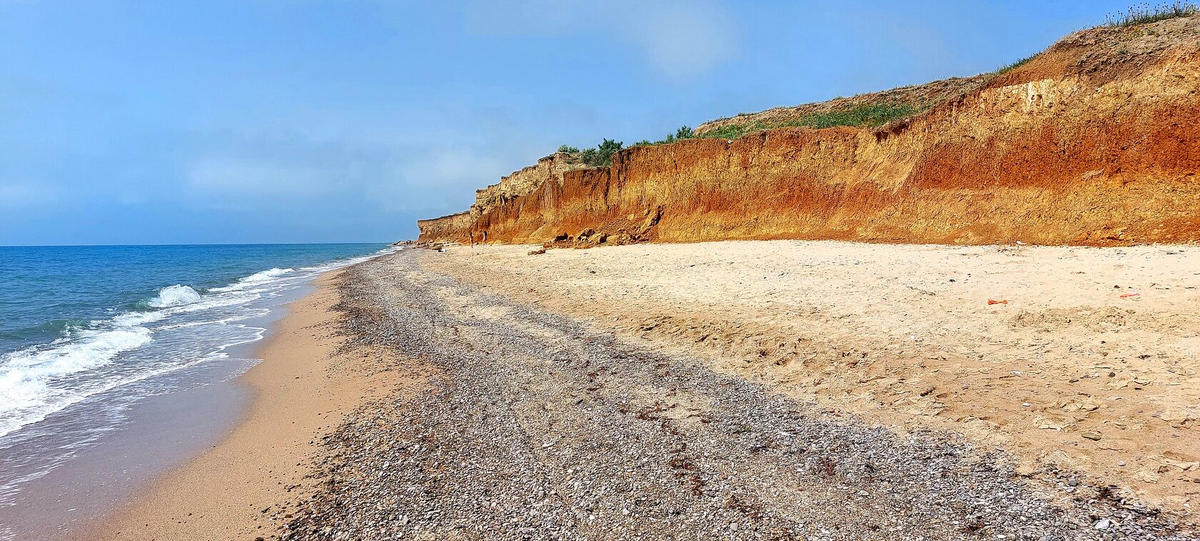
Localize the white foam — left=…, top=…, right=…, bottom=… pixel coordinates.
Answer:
left=211, top=268, right=294, bottom=293
left=170, top=291, right=261, bottom=314
left=0, top=325, right=153, bottom=437
left=0, top=251, right=395, bottom=441
left=147, top=285, right=202, bottom=308
left=242, top=267, right=292, bottom=282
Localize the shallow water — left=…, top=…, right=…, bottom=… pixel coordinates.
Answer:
left=0, top=243, right=394, bottom=539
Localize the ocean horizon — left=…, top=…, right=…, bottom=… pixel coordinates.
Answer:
left=0, top=242, right=393, bottom=537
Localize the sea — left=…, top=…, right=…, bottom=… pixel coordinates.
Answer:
left=0, top=243, right=394, bottom=539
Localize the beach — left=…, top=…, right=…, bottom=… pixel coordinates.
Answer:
left=94, top=271, right=415, bottom=540
left=92, top=243, right=1199, bottom=539
left=424, top=241, right=1200, bottom=517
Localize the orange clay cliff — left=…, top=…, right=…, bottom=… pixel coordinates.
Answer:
left=419, top=15, right=1200, bottom=247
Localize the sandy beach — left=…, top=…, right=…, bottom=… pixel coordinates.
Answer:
left=86, top=243, right=1199, bottom=539
left=93, top=271, right=416, bottom=540
left=425, top=241, right=1200, bottom=518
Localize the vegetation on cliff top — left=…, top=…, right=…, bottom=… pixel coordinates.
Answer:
left=1106, top=2, right=1197, bottom=26
left=558, top=99, right=920, bottom=168
left=993, top=55, right=1036, bottom=75
left=551, top=4, right=1199, bottom=168
left=694, top=102, right=923, bottom=140
left=559, top=138, right=624, bottom=167
left=560, top=101, right=921, bottom=167
left=633, top=126, right=695, bottom=147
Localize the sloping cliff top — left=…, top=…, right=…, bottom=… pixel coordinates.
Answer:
left=693, top=75, right=989, bottom=138
left=697, top=12, right=1200, bottom=139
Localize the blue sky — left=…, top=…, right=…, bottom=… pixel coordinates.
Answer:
left=0, top=0, right=1132, bottom=245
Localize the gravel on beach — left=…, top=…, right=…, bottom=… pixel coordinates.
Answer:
left=282, top=250, right=1194, bottom=540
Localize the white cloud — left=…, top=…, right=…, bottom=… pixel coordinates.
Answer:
left=369, top=147, right=507, bottom=211
left=464, top=0, right=739, bottom=79
left=184, top=135, right=513, bottom=215
left=187, top=158, right=336, bottom=198
left=0, top=182, right=61, bottom=209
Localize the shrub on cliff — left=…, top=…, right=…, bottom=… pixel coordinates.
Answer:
left=580, top=138, right=623, bottom=167
left=557, top=140, right=624, bottom=167
left=667, top=126, right=694, bottom=142
left=632, top=126, right=696, bottom=147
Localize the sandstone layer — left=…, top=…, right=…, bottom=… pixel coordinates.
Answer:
left=418, top=16, right=1200, bottom=246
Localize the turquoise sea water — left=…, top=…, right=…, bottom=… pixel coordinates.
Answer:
left=0, top=243, right=391, bottom=523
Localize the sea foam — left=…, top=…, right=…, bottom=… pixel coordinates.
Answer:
left=211, top=268, right=293, bottom=293
left=0, top=324, right=153, bottom=437
left=148, top=285, right=202, bottom=308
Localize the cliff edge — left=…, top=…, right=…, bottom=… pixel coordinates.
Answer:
left=419, top=14, right=1200, bottom=246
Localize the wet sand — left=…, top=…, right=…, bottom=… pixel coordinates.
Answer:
left=92, top=271, right=409, bottom=540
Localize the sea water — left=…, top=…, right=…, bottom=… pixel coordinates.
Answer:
left=0, top=243, right=392, bottom=538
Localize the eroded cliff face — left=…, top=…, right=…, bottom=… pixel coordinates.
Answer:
left=416, top=212, right=471, bottom=244
left=470, top=153, right=589, bottom=220
left=418, top=16, right=1200, bottom=246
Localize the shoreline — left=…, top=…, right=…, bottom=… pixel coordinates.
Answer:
left=91, top=269, right=405, bottom=539
left=63, top=240, right=1198, bottom=538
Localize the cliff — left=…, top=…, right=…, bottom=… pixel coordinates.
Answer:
left=416, top=212, right=471, bottom=244
left=419, top=15, right=1200, bottom=246
left=470, top=153, right=590, bottom=220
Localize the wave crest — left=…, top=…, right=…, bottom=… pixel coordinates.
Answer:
left=148, top=285, right=202, bottom=308
left=210, top=268, right=294, bottom=293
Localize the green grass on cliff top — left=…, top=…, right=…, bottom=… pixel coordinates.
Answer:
left=694, top=101, right=924, bottom=141
left=559, top=102, right=922, bottom=167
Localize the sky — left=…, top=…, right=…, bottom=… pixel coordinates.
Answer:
left=0, top=0, right=1137, bottom=245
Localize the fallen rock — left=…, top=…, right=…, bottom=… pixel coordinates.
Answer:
left=1033, top=415, right=1074, bottom=430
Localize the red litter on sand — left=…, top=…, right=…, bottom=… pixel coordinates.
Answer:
left=1120, top=291, right=1140, bottom=298
left=988, top=299, right=1009, bottom=305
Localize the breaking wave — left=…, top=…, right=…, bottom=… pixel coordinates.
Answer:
left=147, top=285, right=203, bottom=308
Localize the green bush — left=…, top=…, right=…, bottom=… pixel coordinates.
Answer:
left=631, top=125, right=697, bottom=147
left=672, top=125, right=694, bottom=141
left=569, top=138, right=623, bottom=167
